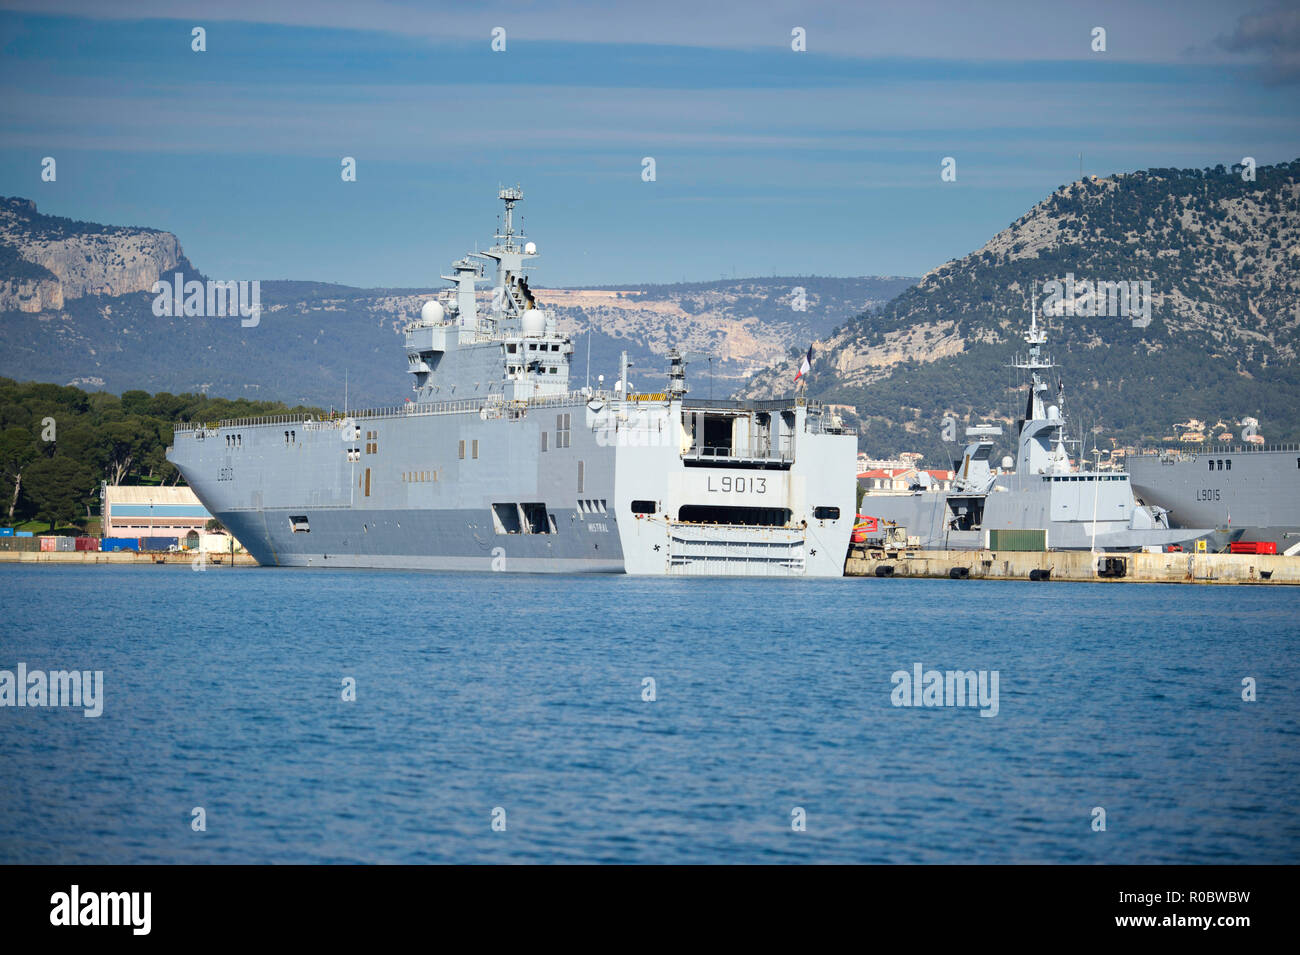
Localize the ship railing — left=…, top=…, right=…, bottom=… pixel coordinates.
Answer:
left=682, top=445, right=795, bottom=464
left=515, top=390, right=616, bottom=410
left=171, top=390, right=618, bottom=433
left=1133, top=442, right=1300, bottom=458
left=682, top=398, right=808, bottom=412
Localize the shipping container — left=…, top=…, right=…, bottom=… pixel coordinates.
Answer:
left=0, top=536, right=41, bottom=551
left=15, top=530, right=33, bottom=537
left=56, top=536, right=75, bottom=552
left=100, top=537, right=140, bottom=552
left=140, top=536, right=179, bottom=552
left=988, top=528, right=1047, bottom=552
left=1230, top=541, right=1278, bottom=555
left=74, top=537, right=99, bottom=551
left=199, top=533, right=238, bottom=553
left=39, top=536, right=58, bottom=552
left=0, top=527, right=12, bottom=536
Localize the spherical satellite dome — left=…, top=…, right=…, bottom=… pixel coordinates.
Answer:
left=521, top=309, right=545, bottom=337
left=1001, top=456, right=1014, bottom=469
left=420, top=300, right=444, bottom=324
left=524, top=241, right=537, bottom=255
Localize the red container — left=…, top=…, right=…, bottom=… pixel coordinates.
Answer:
left=1230, top=541, right=1278, bottom=555
left=75, top=537, right=99, bottom=551
left=39, top=536, right=57, bottom=552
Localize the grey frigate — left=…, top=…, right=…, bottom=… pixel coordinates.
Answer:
left=861, top=306, right=1230, bottom=552
left=167, top=187, right=856, bottom=575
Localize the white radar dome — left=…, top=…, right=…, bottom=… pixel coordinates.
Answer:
left=420, top=300, right=444, bottom=323
left=521, top=309, right=545, bottom=337
left=524, top=241, right=537, bottom=255
left=1001, top=456, right=1014, bottom=469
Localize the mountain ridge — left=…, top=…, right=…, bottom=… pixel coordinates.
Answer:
left=0, top=197, right=911, bottom=407
left=743, top=158, right=1300, bottom=456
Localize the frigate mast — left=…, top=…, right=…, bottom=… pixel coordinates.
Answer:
left=1008, top=286, right=1074, bottom=474
left=1011, top=288, right=1054, bottom=420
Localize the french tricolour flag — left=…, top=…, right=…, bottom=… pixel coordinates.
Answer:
left=794, top=345, right=813, bottom=384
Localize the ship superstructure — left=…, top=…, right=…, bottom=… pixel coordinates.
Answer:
left=861, top=304, right=1225, bottom=552
left=167, top=188, right=856, bottom=575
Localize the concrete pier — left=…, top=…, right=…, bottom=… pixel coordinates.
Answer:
left=844, top=548, right=1300, bottom=585
left=0, top=550, right=258, bottom=566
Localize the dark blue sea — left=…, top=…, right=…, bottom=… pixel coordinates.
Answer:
left=1, top=564, right=1297, bottom=864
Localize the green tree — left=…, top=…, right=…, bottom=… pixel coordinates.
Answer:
left=21, top=456, right=95, bottom=529
left=0, top=426, right=38, bottom=524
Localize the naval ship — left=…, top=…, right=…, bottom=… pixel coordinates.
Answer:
left=167, top=188, right=856, bottom=575
left=1127, top=445, right=1300, bottom=553
left=861, top=308, right=1225, bottom=552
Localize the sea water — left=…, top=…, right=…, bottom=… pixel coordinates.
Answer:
left=1, top=565, right=1296, bottom=863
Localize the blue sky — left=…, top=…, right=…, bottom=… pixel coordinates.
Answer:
left=1, top=0, right=1298, bottom=287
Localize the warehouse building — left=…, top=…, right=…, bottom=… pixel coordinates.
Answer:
left=101, top=485, right=242, bottom=552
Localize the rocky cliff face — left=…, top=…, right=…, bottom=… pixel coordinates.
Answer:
left=740, top=158, right=1300, bottom=452
left=0, top=197, right=185, bottom=313
left=747, top=159, right=1300, bottom=399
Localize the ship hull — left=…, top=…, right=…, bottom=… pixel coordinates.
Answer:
left=168, top=396, right=856, bottom=577
left=1127, top=449, right=1300, bottom=548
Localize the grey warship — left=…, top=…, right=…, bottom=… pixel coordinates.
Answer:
left=1127, top=445, right=1300, bottom=553
left=861, top=306, right=1225, bottom=552
left=167, top=187, right=856, bottom=575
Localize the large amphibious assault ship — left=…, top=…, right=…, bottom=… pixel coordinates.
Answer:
left=167, top=188, right=856, bottom=575
left=1127, top=445, right=1300, bottom=553
left=861, top=308, right=1226, bottom=552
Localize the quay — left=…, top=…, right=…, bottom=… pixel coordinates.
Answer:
left=845, top=548, right=1300, bottom=585
left=0, top=550, right=258, bottom=566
